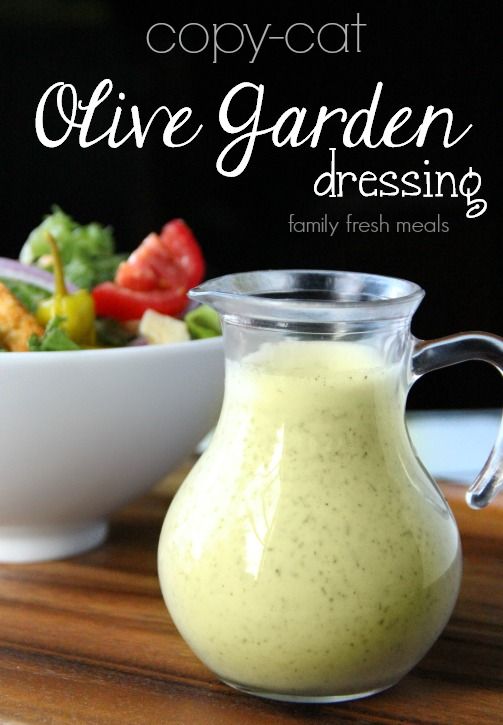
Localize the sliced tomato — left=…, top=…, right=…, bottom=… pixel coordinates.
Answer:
left=116, top=237, right=186, bottom=292
left=92, top=282, right=189, bottom=322
left=95, top=219, right=206, bottom=322
left=116, top=220, right=205, bottom=293
left=160, top=219, right=205, bottom=289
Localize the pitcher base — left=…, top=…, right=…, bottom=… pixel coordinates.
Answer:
left=221, top=678, right=397, bottom=703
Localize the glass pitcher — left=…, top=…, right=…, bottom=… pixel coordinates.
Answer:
left=158, top=270, right=502, bottom=703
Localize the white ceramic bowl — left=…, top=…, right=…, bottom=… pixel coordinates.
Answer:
left=0, top=337, right=224, bottom=563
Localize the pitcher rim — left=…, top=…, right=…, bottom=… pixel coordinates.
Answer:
left=189, top=269, right=424, bottom=323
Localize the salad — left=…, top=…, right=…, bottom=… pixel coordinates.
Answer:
left=0, top=208, right=220, bottom=352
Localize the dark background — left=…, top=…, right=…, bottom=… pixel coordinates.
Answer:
left=0, top=0, right=500, bottom=408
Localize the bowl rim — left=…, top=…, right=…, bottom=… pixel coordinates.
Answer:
left=0, top=335, right=223, bottom=365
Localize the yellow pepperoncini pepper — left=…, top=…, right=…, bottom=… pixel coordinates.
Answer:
left=36, top=232, right=96, bottom=346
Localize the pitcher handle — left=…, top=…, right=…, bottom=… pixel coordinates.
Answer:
left=411, top=332, right=503, bottom=509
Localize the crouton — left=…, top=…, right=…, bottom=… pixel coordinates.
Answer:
left=0, top=282, right=44, bottom=351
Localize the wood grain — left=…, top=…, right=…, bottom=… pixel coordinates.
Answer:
left=0, top=468, right=501, bottom=724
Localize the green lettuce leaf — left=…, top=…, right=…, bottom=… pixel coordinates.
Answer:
left=20, top=206, right=125, bottom=290
left=95, top=318, right=135, bottom=347
left=28, top=317, right=80, bottom=352
left=0, top=278, right=51, bottom=314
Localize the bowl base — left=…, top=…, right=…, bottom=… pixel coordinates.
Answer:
left=0, top=520, right=109, bottom=563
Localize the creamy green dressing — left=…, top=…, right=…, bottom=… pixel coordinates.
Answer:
left=159, top=340, right=461, bottom=697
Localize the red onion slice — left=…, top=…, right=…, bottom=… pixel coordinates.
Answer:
left=0, top=258, right=77, bottom=292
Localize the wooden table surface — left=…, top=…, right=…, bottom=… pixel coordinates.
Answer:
left=0, top=463, right=501, bottom=725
